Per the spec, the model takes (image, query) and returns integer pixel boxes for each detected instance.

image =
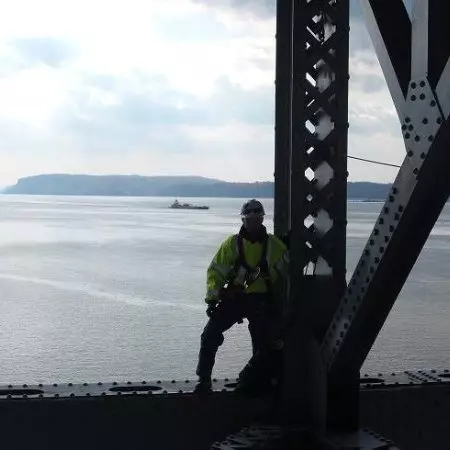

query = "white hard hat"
[240,199,265,218]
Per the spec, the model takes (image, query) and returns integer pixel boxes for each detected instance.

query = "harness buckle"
[243,266,261,289]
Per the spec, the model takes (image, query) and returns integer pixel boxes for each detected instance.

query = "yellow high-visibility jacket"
[205,233,289,304]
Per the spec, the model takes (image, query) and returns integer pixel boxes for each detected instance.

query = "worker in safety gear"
[194,199,289,393]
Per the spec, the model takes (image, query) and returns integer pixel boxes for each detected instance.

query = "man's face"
[242,215,264,233]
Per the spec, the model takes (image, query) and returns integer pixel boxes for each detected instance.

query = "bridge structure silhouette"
[1,1,450,449]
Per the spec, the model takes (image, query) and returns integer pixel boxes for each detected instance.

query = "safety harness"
[228,233,273,296]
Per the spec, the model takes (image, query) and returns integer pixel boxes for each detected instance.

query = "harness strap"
[231,234,272,294]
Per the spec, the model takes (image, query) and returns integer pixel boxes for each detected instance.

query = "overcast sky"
[0,0,408,186]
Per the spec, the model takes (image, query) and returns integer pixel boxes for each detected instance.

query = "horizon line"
[3,173,393,187]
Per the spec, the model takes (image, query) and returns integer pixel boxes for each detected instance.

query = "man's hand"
[206,302,218,318]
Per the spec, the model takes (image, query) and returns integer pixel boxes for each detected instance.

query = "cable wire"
[348,155,401,168]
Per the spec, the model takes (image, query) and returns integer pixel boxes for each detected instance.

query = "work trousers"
[196,293,276,379]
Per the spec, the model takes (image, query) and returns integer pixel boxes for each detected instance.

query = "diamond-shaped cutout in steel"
[307,194,313,202]
[314,112,333,140]
[304,215,314,229]
[306,120,315,134]
[315,60,335,91]
[306,72,316,87]
[305,167,314,181]
[315,209,333,236]
[304,262,315,275]
[312,13,321,25]
[314,161,333,187]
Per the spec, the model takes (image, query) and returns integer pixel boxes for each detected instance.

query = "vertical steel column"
[278,0,313,426]
[279,0,349,431]
[274,0,293,239]
[289,0,349,331]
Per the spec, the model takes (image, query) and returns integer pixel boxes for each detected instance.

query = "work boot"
[195,348,216,379]
[235,348,281,396]
[194,376,212,394]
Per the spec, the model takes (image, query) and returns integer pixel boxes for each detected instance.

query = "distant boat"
[169,199,209,210]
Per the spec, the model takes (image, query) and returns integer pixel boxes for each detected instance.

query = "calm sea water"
[0,195,448,384]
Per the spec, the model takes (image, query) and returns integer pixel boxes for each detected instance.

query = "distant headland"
[2,174,391,200]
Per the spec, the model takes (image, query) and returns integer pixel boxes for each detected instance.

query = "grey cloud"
[82,73,121,91]
[349,107,401,138]
[350,70,385,94]
[349,19,373,55]
[192,0,366,19]
[192,0,275,18]
[192,0,365,21]
[361,75,385,93]
[83,72,196,108]
[0,58,23,78]
[104,95,206,127]
[7,37,77,68]
[56,95,204,153]
[191,0,386,59]
[211,76,273,124]
[59,60,396,156]
[53,73,274,153]
[247,54,274,72]
[82,72,273,126]
[71,73,209,126]
[191,0,411,35]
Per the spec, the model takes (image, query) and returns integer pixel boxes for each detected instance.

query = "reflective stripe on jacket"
[205,234,289,303]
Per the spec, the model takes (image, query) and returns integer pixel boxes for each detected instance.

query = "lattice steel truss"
[274,0,350,435]
[286,0,349,285]
[275,0,450,441]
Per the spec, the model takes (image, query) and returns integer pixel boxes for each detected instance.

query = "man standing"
[194,199,289,393]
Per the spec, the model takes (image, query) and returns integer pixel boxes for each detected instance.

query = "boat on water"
[169,199,209,210]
